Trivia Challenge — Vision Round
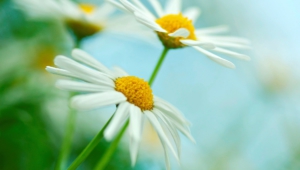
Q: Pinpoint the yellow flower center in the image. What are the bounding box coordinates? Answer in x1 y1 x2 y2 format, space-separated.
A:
156 13 196 49
79 4 96 14
115 76 154 111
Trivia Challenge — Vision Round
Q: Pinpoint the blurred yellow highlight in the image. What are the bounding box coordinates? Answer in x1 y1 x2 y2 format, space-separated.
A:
79 4 96 14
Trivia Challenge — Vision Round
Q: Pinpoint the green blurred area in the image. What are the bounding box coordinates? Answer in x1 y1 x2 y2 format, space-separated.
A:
0 1 148 169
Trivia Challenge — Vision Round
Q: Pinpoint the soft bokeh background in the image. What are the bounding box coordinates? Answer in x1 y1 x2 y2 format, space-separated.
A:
1 0 300 169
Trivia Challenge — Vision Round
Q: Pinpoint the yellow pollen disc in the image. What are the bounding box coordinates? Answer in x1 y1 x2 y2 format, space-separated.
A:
79 4 96 14
115 76 154 111
156 13 196 49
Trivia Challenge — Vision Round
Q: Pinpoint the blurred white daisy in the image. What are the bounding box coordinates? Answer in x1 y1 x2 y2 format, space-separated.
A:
46 49 195 169
108 0 251 68
14 0 141 40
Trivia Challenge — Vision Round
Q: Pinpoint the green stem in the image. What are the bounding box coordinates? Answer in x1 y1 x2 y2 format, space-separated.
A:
68 116 113 170
94 120 129 170
75 37 82 48
92 47 169 169
148 47 169 86
55 93 76 170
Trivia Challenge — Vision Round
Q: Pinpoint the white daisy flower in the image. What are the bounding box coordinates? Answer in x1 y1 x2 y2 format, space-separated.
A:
107 0 251 68
14 0 139 39
46 49 195 169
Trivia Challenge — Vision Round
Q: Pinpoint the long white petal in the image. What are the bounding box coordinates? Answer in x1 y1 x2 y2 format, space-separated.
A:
55 79 113 92
169 28 190 38
112 67 129 77
165 0 181 14
104 102 130 141
154 103 189 126
129 105 143 166
154 97 190 125
71 91 126 110
162 142 171 170
153 109 181 157
195 25 229 35
129 105 143 141
145 111 179 161
193 46 236 69
106 0 129 12
210 42 251 49
202 36 251 45
54 56 115 87
212 47 251 61
180 40 215 49
120 0 155 19
94 3 115 19
168 117 196 143
183 7 201 23
148 0 164 17
129 137 140 166
154 108 195 143
131 0 155 19
46 66 78 79
71 49 112 76
134 11 166 32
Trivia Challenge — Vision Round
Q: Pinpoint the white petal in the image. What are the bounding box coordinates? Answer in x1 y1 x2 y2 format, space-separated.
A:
154 97 190 125
180 40 215 49
129 105 143 141
120 0 155 19
106 0 129 12
154 102 189 126
153 109 181 157
129 137 140 166
183 7 201 23
71 49 112 76
202 36 251 45
195 25 229 35
212 47 251 61
210 42 251 49
169 117 196 143
145 111 179 161
112 67 129 77
134 11 166 32
104 102 130 141
129 105 143 166
148 0 164 17
165 0 181 14
71 91 126 110
46 66 78 78
153 106 195 143
131 0 155 19
193 46 236 69
169 28 190 38
55 79 113 92
94 3 115 19
162 142 171 170
54 56 115 87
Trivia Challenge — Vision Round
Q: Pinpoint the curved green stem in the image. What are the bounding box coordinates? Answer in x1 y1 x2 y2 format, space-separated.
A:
55 93 76 170
94 120 129 170
148 47 169 86
68 116 113 170
93 47 169 169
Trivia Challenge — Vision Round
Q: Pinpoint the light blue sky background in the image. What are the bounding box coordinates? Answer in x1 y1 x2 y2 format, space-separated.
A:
75 0 300 169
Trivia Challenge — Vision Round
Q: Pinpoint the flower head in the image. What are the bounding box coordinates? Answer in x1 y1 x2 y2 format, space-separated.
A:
108 0 251 68
46 49 194 169
14 0 135 39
